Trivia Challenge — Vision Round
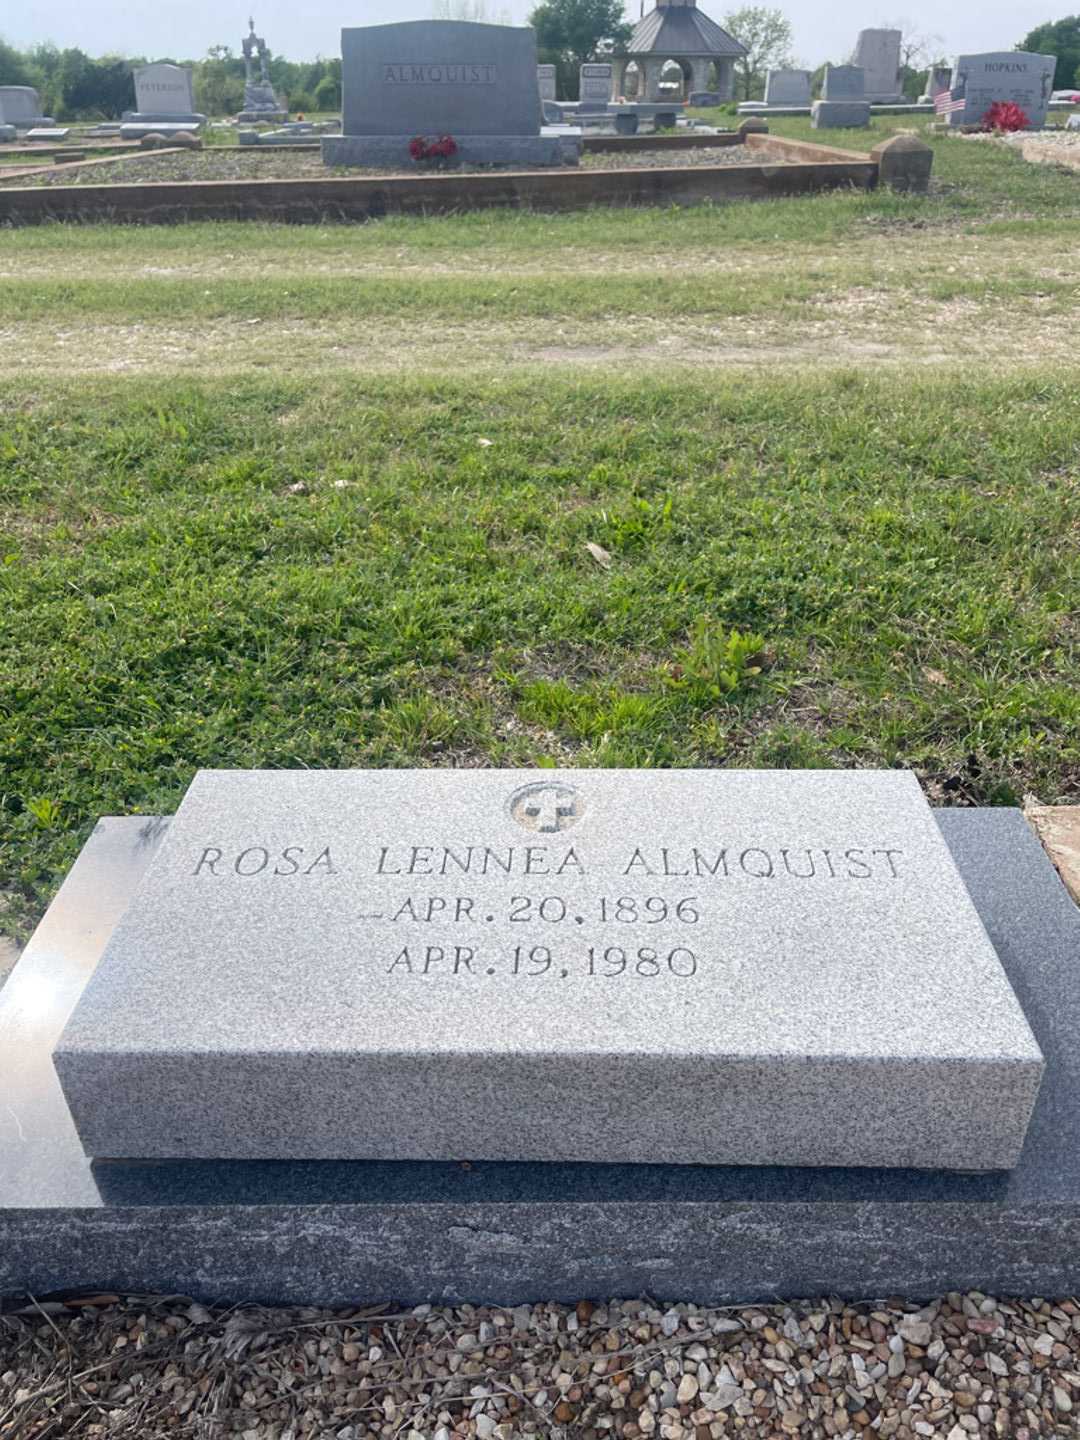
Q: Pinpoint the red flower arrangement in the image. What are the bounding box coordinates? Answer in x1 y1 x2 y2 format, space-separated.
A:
981 101 1030 133
408 134 459 162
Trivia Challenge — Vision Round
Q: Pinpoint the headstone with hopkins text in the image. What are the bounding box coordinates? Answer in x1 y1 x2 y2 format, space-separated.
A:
764 68 811 105
944 51 1056 128
53 768 1043 1172
324 21 574 167
537 63 557 101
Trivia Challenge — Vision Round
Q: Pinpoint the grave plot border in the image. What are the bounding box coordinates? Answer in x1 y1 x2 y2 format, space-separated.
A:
0 133 924 225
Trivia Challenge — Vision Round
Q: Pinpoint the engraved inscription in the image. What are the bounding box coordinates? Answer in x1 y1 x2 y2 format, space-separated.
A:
186 830 908 982
383 62 497 85
508 781 583 834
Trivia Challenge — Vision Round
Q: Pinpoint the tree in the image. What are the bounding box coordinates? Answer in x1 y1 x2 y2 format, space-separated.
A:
0 35 34 86
721 6 795 101
193 46 245 118
313 73 340 111
528 0 631 78
878 17 946 100
1020 16 1080 89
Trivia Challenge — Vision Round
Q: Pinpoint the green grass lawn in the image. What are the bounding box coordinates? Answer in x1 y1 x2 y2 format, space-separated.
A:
1 126 1079 940
2 370 1078 939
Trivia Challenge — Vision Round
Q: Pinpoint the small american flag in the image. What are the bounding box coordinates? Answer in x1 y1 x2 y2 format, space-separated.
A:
934 87 966 115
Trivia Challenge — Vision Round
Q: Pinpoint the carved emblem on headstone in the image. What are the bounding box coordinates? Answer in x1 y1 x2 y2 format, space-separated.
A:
507 781 583 833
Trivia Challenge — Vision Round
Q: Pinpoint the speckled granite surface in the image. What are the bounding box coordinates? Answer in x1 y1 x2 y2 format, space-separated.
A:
2 805 1079 1305
53 770 1042 1169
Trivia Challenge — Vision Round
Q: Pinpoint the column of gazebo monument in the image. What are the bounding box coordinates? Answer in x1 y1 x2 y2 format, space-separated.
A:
609 57 734 101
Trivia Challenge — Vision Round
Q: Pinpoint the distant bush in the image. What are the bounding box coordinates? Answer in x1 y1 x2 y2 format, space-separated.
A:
289 89 315 113
313 74 341 111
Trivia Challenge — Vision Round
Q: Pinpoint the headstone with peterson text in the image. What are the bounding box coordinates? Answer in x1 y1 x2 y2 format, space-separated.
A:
323 20 575 167
944 51 1056 128
54 768 1043 1172
131 63 198 119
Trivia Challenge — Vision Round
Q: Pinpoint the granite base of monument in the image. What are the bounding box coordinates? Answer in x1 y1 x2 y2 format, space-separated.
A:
119 122 202 141
322 134 578 167
812 101 871 128
122 111 207 127
3 807 1080 1304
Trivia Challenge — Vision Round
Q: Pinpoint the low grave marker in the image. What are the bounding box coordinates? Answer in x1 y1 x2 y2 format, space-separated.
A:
54 768 1042 1171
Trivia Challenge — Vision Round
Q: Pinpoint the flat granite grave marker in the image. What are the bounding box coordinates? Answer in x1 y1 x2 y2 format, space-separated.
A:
944 51 1056 128
323 20 573 167
54 769 1042 1171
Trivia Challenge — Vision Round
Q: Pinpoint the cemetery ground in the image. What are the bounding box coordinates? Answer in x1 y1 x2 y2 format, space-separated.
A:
2 116 1080 944
2 126 1080 1440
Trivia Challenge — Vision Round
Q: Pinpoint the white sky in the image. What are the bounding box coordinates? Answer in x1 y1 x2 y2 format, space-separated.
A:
3 0 1055 70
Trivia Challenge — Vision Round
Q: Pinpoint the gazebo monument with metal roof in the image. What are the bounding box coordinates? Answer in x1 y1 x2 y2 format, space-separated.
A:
612 0 747 102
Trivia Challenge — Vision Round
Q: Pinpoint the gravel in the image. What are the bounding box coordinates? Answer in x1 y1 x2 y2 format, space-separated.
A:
3 1291 1080 1438
0 144 770 189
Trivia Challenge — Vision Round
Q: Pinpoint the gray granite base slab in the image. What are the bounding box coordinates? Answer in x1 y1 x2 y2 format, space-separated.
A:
122 111 207 126
811 101 872 128
322 135 577 168
2 805 1080 1304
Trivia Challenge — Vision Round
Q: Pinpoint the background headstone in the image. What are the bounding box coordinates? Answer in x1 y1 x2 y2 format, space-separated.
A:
850 29 902 101
812 100 871 128
579 62 612 111
764 68 811 105
537 63 556 101
945 52 1057 128
0 86 52 128
822 65 866 101
922 64 952 101
325 21 571 167
341 21 542 136
133 63 195 116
